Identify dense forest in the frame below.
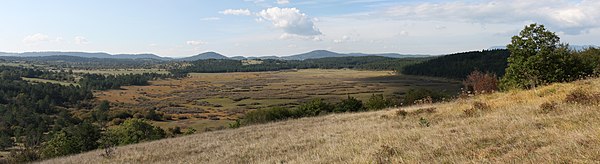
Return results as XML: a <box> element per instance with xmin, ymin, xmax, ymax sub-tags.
<box><xmin>171</xmin><ymin>56</ymin><xmax>427</xmax><ymax>74</ymax></box>
<box><xmin>0</xmin><ymin>65</ymin><xmax>182</xmax><ymax>163</ymax></box>
<box><xmin>402</xmin><ymin>49</ymin><xmax>510</xmax><ymax>79</ymax></box>
<box><xmin>0</xmin><ymin>56</ymin><xmax>167</xmax><ymax>69</ymax></box>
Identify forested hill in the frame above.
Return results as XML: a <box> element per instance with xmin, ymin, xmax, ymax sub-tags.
<box><xmin>170</xmin><ymin>56</ymin><xmax>427</xmax><ymax>74</ymax></box>
<box><xmin>402</xmin><ymin>49</ymin><xmax>510</xmax><ymax>79</ymax></box>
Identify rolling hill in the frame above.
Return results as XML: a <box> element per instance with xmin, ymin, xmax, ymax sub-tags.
<box><xmin>176</xmin><ymin>52</ymin><xmax>229</xmax><ymax>61</ymax></box>
<box><xmin>0</xmin><ymin>51</ymin><xmax>170</xmax><ymax>60</ymax></box>
<box><xmin>44</xmin><ymin>77</ymin><xmax>600</xmax><ymax>163</ymax></box>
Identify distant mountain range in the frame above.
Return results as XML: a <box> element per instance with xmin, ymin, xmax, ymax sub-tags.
<box><xmin>0</xmin><ymin>51</ymin><xmax>170</xmax><ymax>60</ymax></box>
<box><xmin>0</xmin><ymin>50</ymin><xmax>429</xmax><ymax>61</ymax></box>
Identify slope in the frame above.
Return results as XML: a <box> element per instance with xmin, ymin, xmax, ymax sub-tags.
<box><xmin>44</xmin><ymin>78</ymin><xmax>600</xmax><ymax>163</ymax></box>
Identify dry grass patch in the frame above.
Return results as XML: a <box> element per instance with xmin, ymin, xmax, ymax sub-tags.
<box><xmin>42</xmin><ymin>77</ymin><xmax>600</xmax><ymax>164</ymax></box>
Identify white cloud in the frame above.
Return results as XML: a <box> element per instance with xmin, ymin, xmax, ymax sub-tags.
<box><xmin>54</xmin><ymin>37</ymin><xmax>64</xmax><ymax>42</ymax></box>
<box><xmin>334</xmin><ymin>35</ymin><xmax>358</xmax><ymax>43</ymax></box>
<box><xmin>23</xmin><ymin>33</ymin><xmax>49</xmax><ymax>44</ymax></box>
<box><xmin>385</xmin><ymin>0</ymin><xmax>600</xmax><ymax>35</ymax></box>
<box><xmin>244</xmin><ymin>0</ymin><xmax>265</xmax><ymax>3</ymax></box>
<box><xmin>186</xmin><ymin>40</ymin><xmax>206</xmax><ymax>46</ymax></box>
<box><xmin>276</xmin><ymin>0</ymin><xmax>290</xmax><ymax>4</ymax></box>
<box><xmin>201</xmin><ymin>17</ymin><xmax>221</xmax><ymax>21</ymax></box>
<box><xmin>219</xmin><ymin>9</ymin><xmax>251</xmax><ymax>16</ymax></box>
<box><xmin>258</xmin><ymin>7</ymin><xmax>322</xmax><ymax>36</ymax></box>
<box><xmin>279</xmin><ymin>33</ymin><xmax>322</xmax><ymax>41</ymax></box>
<box><xmin>74</xmin><ymin>36</ymin><xmax>89</xmax><ymax>45</ymax></box>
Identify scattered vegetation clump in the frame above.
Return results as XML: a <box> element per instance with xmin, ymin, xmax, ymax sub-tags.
<box><xmin>540</xmin><ymin>101</ymin><xmax>558</xmax><ymax>113</ymax></box>
<box><xmin>564</xmin><ymin>89</ymin><xmax>600</xmax><ymax>105</ymax></box>
<box><xmin>464</xmin><ymin>101</ymin><xmax>491</xmax><ymax>117</ymax></box>
<box><xmin>395</xmin><ymin>109</ymin><xmax>408</xmax><ymax>117</ymax></box>
<box><xmin>463</xmin><ymin>70</ymin><xmax>498</xmax><ymax>94</ymax></box>
<box><xmin>418</xmin><ymin>117</ymin><xmax>431</xmax><ymax>127</ymax></box>
<box><xmin>365</xmin><ymin>94</ymin><xmax>393</xmax><ymax>110</ymax></box>
<box><xmin>334</xmin><ymin>96</ymin><xmax>365</xmax><ymax>112</ymax></box>
<box><xmin>373</xmin><ymin>145</ymin><xmax>401</xmax><ymax>164</ymax></box>
<box><xmin>403</xmin><ymin>88</ymin><xmax>449</xmax><ymax>105</ymax></box>
<box><xmin>242</xmin><ymin>107</ymin><xmax>299</xmax><ymax>125</ymax></box>
<box><xmin>413</xmin><ymin>107</ymin><xmax>437</xmax><ymax>115</ymax></box>
<box><xmin>296</xmin><ymin>99</ymin><xmax>334</xmax><ymax>116</ymax></box>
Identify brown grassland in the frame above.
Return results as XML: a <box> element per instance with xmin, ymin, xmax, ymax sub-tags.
<box><xmin>43</xmin><ymin>76</ymin><xmax>600</xmax><ymax>163</ymax></box>
<box><xmin>95</xmin><ymin>69</ymin><xmax>460</xmax><ymax>131</ymax></box>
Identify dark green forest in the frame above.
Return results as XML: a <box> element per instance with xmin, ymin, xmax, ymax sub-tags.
<box><xmin>402</xmin><ymin>49</ymin><xmax>510</xmax><ymax>79</ymax></box>
<box><xmin>171</xmin><ymin>56</ymin><xmax>427</xmax><ymax>74</ymax></box>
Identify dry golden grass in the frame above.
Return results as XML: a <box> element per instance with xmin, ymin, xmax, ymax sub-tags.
<box><xmin>43</xmin><ymin>78</ymin><xmax>600</xmax><ymax>163</ymax></box>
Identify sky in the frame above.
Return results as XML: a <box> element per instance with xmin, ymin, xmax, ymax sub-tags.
<box><xmin>1</xmin><ymin>0</ymin><xmax>600</xmax><ymax>57</ymax></box>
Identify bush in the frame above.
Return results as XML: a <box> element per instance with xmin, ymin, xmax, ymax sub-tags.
<box><xmin>0</xmin><ymin>134</ymin><xmax>13</xmax><ymax>150</ymax></box>
<box><xmin>540</xmin><ymin>101</ymin><xmax>558</xmax><ymax>113</ymax></box>
<box><xmin>464</xmin><ymin>101</ymin><xmax>491</xmax><ymax>117</ymax></box>
<box><xmin>564</xmin><ymin>89</ymin><xmax>600</xmax><ymax>105</ymax></box>
<box><xmin>102</xmin><ymin>118</ymin><xmax>166</xmax><ymax>146</ymax></box>
<box><xmin>296</xmin><ymin>99</ymin><xmax>334</xmax><ymax>116</ymax></box>
<box><xmin>366</xmin><ymin>94</ymin><xmax>393</xmax><ymax>110</ymax></box>
<box><xmin>463</xmin><ymin>70</ymin><xmax>498</xmax><ymax>94</ymax></box>
<box><xmin>402</xmin><ymin>89</ymin><xmax>448</xmax><ymax>105</ymax></box>
<box><xmin>242</xmin><ymin>107</ymin><xmax>298</xmax><ymax>125</ymax></box>
<box><xmin>40</xmin><ymin>122</ymin><xmax>101</xmax><ymax>158</ymax></box>
<box><xmin>334</xmin><ymin>96</ymin><xmax>364</xmax><ymax>113</ymax></box>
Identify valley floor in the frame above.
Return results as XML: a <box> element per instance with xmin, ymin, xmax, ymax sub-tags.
<box><xmin>43</xmin><ymin>78</ymin><xmax>600</xmax><ymax>163</ymax></box>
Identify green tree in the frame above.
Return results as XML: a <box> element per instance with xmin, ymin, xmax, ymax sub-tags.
<box><xmin>0</xmin><ymin>133</ymin><xmax>13</xmax><ymax>150</ymax></box>
<box><xmin>500</xmin><ymin>23</ymin><xmax>586</xmax><ymax>89</ymax></box>
<box><xmin>365</xmin><ymin>94</ymin><xmax>392</xmax><ymax>110</ymax></box>
<box><xmin>40</xmin><ymin>122</ymin><xmax>101</xmax><ymax>158</ymax></box>
<box><xmin>334</xmin><ymin>96</ymin><xmax>364</xmax><ymax>112</ymax></box>
<box><xmin>40</xmin><ymin>131</ymin><xmax>78</xmax><ymax>158</ymax></box>
<box><xmin>296</xmin><ymin>99</ymin><xmax>334</xmax><ymax>116</ymax></box>
<box><xmin>103</xmin><ymin>118</ymin><xmax>166</xmax><ymax>146</ymax></box>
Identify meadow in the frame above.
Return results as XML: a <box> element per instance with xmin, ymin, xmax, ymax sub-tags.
<box><xmin>95</xmin><ymin>69</ymin><xmax>461</xmax><ymax>131</ymax></box>
<box><xmin>45</xmin><ymin>73</ymin><xmax>600</xmax><ymax>163</ymax></box>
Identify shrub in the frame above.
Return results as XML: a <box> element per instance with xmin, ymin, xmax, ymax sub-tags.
<box><xmin>0</xmin><ymin>134</ymin><xmax>13</xmax><ymax>150</ymax></box>
<box><xmin>242</xmin><ymin>107</ymin><xmax>298</xmax><ymax>125</ymax></box>
<box><xmin>296</xmin><ymin>99</ymin><xmax>334</xmax><ymax>116</ymax></box>
<box><xmin>184</xmin><ymin>128</ymin><xmax>196</xmax><ymax>135</ymax></box>
<box><xmin>102</xmin><ymin>118</ymin><xmax>166</xmax><ymax>146</ymax></box>
<box><xmin>418</xmin><ymin>117</ymin><xmax>430</xmax><ymax>127</ymax></box>
<box><xmin>564</xmin><ymin>89</ymin><xmax>600</xmax><ymax>105</ymax></box>
<box><xmin>228</xmin><ymin>120</ymin><xmax>241</xmax><ymax>129</ymax></box>
<box><xmin>334</xmin><ymin>96</ymin><xmax>365</xmax><ymax>113</ymax></box>
<box><xmin>144</xmin><ymin>109</ymin><xmax>162</xmax><ymax>121</ymax></box>
<box><xmin>540</xmin><ymin>101</ymin><xmax>558</xmax><ymax>113</ymax></box>
<box><xmin>395</xmin><ymin>109</ymin><xmax>408</xmax><ymax>117</ymax></box>
<box><xmin>463</xmin><ymin>70</ymin><xmax>498</xmax><ymax>94</ymax></box>
<box><xmin>366</xmin><ymin>94</ymin><xmax>392</xmax><ymax>110</ymax></box>
<box><xmin>464</xmin><ymin>101</ymin><xmax>491</xmax><ymax>117</ymax></box>
<box><xmin>167</xmin><ymin>126</ymin><xmax>182</xmax><ymax>137</ymax></box>
<box><xmin>403</xmin><ymin>89</ymin><xmax>448</xmax><ymax>105</ymax></box>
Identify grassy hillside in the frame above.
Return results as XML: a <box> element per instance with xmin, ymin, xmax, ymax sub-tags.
<box><xmin>44</xmin><ymin>78</ymin><xmax>600</xmax><ymax>163</ymax></box>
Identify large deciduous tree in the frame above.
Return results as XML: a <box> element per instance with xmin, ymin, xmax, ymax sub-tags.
<box><xmin>500</xmin><ymin>23</ymin><xmax>585</xmax><ymax>89</ymax></box>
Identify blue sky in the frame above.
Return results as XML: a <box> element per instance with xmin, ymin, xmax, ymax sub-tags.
<box><xmin>1</xmin><ymin>0</ymin><xmax>599</xmax><ymax>57</ymax></box>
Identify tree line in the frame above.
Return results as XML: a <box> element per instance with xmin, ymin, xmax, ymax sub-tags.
<box><xmin>402</xmin><ymin>49</ymin><xmax>510</xmax><ymax>79</ymax></box>
<box><xmin>170</xmin><ymin>56</ymin><xmax>427</xmax><ymax>74</ymax></box>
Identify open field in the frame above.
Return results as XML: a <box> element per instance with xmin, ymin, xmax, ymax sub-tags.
<box><xmin>95</xmin><ymin>69</ymin><xmax>461</xmax><ymax>131</ymax></box>
<box><xmin>45</xmin><ymin>77</ymin><xmax>600</xmax><ymax>163</ymax></box>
